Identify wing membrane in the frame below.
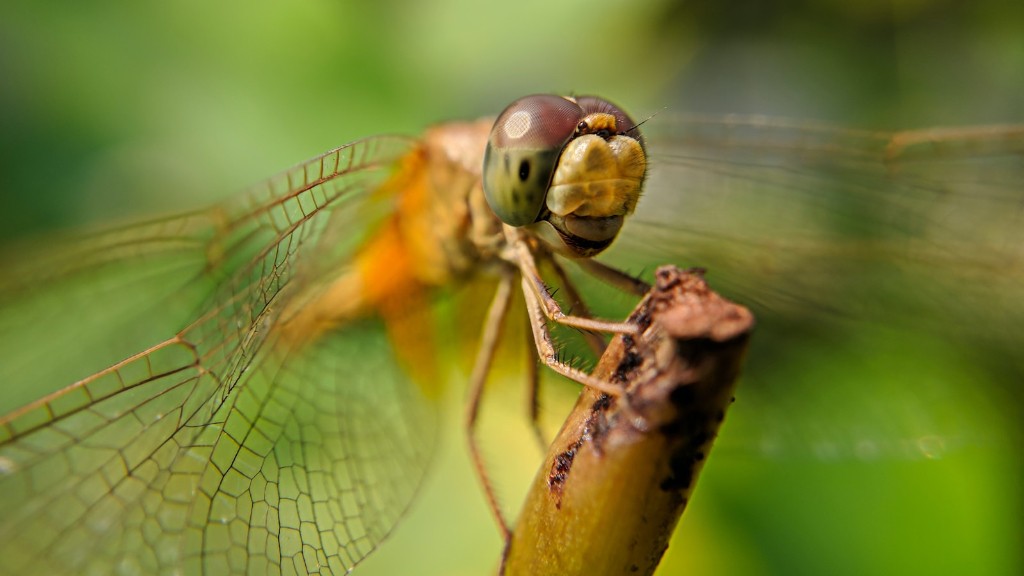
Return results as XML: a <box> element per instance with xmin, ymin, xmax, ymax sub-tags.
<box><xmin>607</xmin><ymin>117</ymin><xmax>1024</xmax><ymax>459</ymax></box>
<box><xmin>0</xmin><ymin>135</ymin><xmax>436</xmax><ymax>574</ymax></box>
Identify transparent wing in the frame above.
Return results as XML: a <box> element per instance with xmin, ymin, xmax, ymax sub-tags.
<box><xmin>605</xmin><ymin>117</ymin><xmax>1024</xmax><ymax>460</ymax></box>
<box><xmin>0</xmin><ymin>135</ymin><xmax>437</xmax><ymax>574</ymax></box>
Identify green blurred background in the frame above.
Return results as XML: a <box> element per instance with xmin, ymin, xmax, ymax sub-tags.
<box><xmin>1</xmin><ymin>0</ymin><xmax>1021</xmax><ymax>575</ymax></box>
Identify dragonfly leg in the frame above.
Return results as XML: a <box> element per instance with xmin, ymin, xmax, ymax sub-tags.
<box><xmin>513</xmin><ymin>238</ymin><xmax>638</xmax><ymax>336</ymax></box>
<box><xmin>576</xmin><ymin>257</ymin><xmax>652</xmax><ymax>296</ymax></box>
<box><xmin>465</xmin><ymin>270</ymin><xmax>516</xmax><ymax>541</ymax></box>
<box><xmin>520</xmin><ymin>274</ymin><xmax>624</xmax><ymax>398</ymax></box>
<box><xmin>522</xmin><ymin>253</ymin><xmax>607</xmax><ymax>450</ymax></box>
<box><xmin>523</xmin><ymin>310</ymin><xmax>547</xmax><ymax>449</ymax></box>
<box><xmin>542</xmin><ymin>253</ymin><xmax>608</xmax><ymax>357</ymax></box>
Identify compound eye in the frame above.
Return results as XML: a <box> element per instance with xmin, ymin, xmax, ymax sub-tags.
<box><xmin>482</xmin><ymin>95</ymin><xmax>583</xmax><ymax>226</ymax></box>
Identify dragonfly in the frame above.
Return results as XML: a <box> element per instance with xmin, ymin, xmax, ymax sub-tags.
<box><xmin>0</xmin><ymin>94</ymin><xmax>1022</xmax><ymax>575</ymax></box>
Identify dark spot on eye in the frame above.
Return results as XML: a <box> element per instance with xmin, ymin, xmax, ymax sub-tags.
<box><xmin>518</xmin><ymin>160</ymin><xmax>530</xmax><ymax>182</ymax></box>
<box><xmin>511</xmin><ymin>191</ymin><xmax>520</xmax><ymax>204</ymax></box>
<box><xmin>503</xmin><ymin>153</ymin><xmax>510</xmax><ymax>173</ymax></box>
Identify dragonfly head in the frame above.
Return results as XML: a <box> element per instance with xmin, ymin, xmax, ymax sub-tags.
<box><xmin>483</xmin><ymin>94</ymin><xmax>647</xmax><ymax>257</ymax></box>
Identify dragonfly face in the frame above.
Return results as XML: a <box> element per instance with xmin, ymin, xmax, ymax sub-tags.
<box><xmin>483</xmin><ymin>94</ymin><xmax>647</xmax><ymax>257</ymax></box>
<box><xmin>0</xmin><ymin>94</ymin><xmax>1021</xmax><ymax>575</ymax></box>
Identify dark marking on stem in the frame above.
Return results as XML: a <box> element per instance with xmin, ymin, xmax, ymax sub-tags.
<box><xmin>657</xmin><ymin>353</ymin><xmax>724</xmax><ymax>492</ymax></box>
<box><xmin>548</xmin><ymin>442</ymin><xmax>579</xmax><ymax>507</ymax></box>
<box><xmin>548</xmin><ymin>393</ymin><xmax>614</xmax><ymax>508</ymax></box>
